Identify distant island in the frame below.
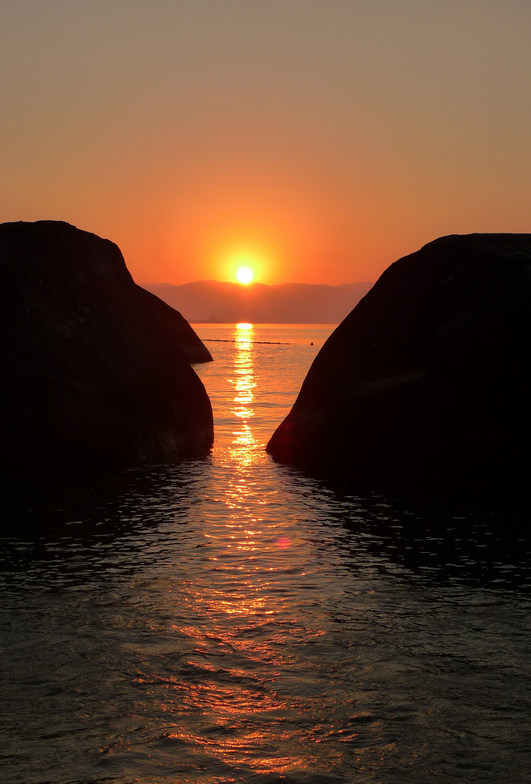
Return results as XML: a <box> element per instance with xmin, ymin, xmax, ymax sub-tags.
<box><xmin>143</xmin><ymin>280</ymin><xmax>374</xmax><ymax>324</ymax></box>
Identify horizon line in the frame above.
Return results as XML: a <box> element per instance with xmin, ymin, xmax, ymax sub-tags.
<box><xmin>140</xmin><ymin>278</ymin><xmax>375</xmax><ymax>288</ymax></box>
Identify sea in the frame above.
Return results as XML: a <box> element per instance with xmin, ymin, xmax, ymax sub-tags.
<box><xmin>1</xmin><ymin>323</ymin><xmax>531</xmax><ymax>784</ymax></box>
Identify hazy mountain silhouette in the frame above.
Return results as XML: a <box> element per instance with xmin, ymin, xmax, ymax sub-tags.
<box><xmin>143</xmin><ymin>280</ymin><xmax>374</xmax><ymax>324</ymax></box>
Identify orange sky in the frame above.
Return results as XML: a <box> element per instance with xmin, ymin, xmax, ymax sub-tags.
<box><xmin>1</xmin><ymin>1</ymin><xmax>530</xmax><ymax>285</ymax></box>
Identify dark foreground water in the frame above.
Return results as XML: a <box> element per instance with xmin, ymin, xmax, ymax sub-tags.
<box><xmin>1</xmin><ymin>324</ymin><xmax>531</xmax><ymax>784</ymax></box>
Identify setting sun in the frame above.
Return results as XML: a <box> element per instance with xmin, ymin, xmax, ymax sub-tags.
<box><xmin>236</xmin><ymin>266</ymin><xmax>254</xmax><ymax>285</ymax></box>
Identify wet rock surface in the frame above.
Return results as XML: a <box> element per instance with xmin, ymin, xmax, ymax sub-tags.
<box><xmin>0</xmin><ymin>220</ymin><xmax>213</xmax><ymax>471</ymax></box>
<box><xmin>267</xmin><ymin>233</ymin><xmax>531</xmax><ymax>502</ymax></box>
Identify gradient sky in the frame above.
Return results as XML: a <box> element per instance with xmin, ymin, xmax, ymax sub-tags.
<box><xmin>1</xmin><ymin>1</ymin><xmax>530</xmax><ymax>285</ymax></box>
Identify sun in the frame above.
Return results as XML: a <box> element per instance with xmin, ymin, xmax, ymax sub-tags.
<box><xmin>236</xmin><ymin>266</ymin><xmax>254</xmax><ymax>285</ymax></box>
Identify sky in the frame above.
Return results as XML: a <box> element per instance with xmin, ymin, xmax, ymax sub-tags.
<box><xmin>1</xmin><ymin>0</ymin><xmax>530</xmax><ymax>286</ymax></box>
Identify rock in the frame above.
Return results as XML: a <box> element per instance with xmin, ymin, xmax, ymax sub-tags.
<box><xmin>0</xmin><ymin>220</ymin><xmax>213</xmax><ymax>471</ymax></box>
<box><xmin>267</xmin><ymin>234</ymin><xmax>531</xmax><ymax>501</ymax></box>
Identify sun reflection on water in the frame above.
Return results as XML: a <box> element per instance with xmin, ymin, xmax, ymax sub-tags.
<box><xmin>229</xmin><ymin>323</ymin><xmax>258</xmax><ymax>465</ymax></box>
<box><xmin>155</xmin><ymin>323</ymin><xmax>341</xmax><ymax>779</ymax></box>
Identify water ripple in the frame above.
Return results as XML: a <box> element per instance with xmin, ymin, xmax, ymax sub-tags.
<box><xmin>1</xmin><ymin>325</ymin><xmax>531</xmax><ymax>782</ymax></box>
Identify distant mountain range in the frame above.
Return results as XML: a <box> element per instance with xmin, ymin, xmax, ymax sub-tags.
<box><xmin>143</xmin><ymin>280</ymin><xmax>374</xmax><ymax>324</ymax></box>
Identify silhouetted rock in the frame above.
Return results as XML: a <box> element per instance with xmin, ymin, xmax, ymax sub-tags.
<box><xmin>0</xmin><ymin>221</ymin><xmax>213</xmax><ymax>471</ymax></box>
<box><xmin>267</xmin><ymin>234</ymin><xmax>531</xmax><ymax>502</ymax></box>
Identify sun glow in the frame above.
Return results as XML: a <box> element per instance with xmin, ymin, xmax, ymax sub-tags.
<box><xmin>236</xmin><ymin>266</ymin><xmax>254</xmax><ymax>284</ymax></box>
<box><xmin>217</xmin><ymin>244</ymin><xmax>268</xmax><ymax>284</ymax></box>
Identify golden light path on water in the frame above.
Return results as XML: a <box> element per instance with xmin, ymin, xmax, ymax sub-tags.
<box><xmin>164</xmin><ymin>323</ymin><xmax>340</xmax><ymax>778</ymax></box>
<box><xmin>229</xmin><ymin>323</ymin><xmax>257</xmax><ymax>467</ymax></box>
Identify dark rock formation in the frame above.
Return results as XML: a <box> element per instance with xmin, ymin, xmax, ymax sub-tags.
<box><xmin>0</xmin><ymin>220</ymin><xmax>213</xmax><ymax>471</ymax></box>
<box><xmin>267</xmin><ymin>234</ymin><xmax>531</xmax><ymax>501</ymax></box>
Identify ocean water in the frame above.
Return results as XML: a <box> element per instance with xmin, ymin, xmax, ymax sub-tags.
<box><xmin>1</xmin><ymin>323</ymin><xmax>531</xmax><ymax>784</ymax></box>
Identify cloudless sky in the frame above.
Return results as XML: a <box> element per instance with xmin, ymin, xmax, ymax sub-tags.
<box><xmin>1</xmin><ymin>0</ymin><xmax>530</xmax><ymax>284</ymax></box>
